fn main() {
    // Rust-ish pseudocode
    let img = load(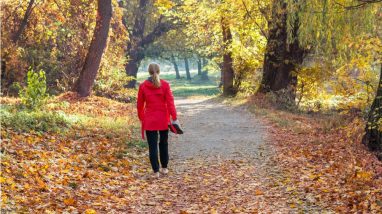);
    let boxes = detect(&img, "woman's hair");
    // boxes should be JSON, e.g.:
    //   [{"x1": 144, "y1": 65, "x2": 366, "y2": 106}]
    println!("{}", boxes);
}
[{"x1": 148, "y1": 63, "x2": 161, "y2": 88}]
